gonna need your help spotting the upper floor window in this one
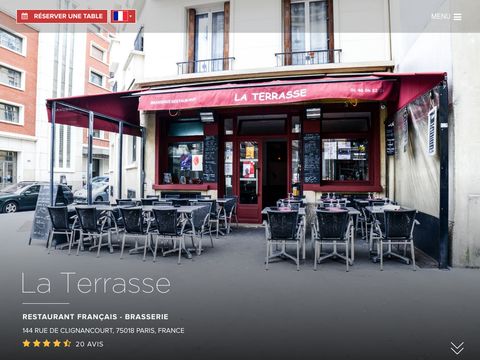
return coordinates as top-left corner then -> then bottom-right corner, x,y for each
195,10 -> 224,72
292,0 -> 328,62
278,0 -> 336,66
0,102 -> 21,124
91,44 -> 105,62
181,3 -> 231,75
0,28 -> 23,54
0,64 -> 22,89
89,70 -> 105,88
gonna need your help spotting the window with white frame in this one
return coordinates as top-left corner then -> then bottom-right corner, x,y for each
0,27 -> 23,53
194,9 -> 224,72
89,70 -> 104,87
56,125 -> 72,169
0,102 -> 21,124
129,136 -> 137,164
291,0 -> 329,64
0,64 -> 22,89
91,44 -> 105,62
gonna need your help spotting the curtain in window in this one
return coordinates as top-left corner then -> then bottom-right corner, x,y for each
212,12 -> 224,71
291,2 -> 306,53
310,1 -> 328,52
195,13 -> 209,72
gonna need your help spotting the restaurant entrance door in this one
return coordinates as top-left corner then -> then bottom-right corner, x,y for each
237,140 -> 262,223
236,140 -> 288,223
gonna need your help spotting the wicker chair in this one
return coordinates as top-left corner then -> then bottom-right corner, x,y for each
47,206 -> 75,254
152,201 -> 173,206
180,203 -> 211,260
219,198 -> 236,234
195,199 -> 220,239
312,210 -> 352,271
376,209 -> 420,271
119,207 -> 150,261
265,209 -> 302,271
151,208 -> 183,263
74,206 -> 112,257
141,198 -> 156,206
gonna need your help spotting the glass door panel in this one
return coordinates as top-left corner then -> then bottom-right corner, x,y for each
239,141 -> 259,205
224,141 -> 234,197
5,162 -> 15,185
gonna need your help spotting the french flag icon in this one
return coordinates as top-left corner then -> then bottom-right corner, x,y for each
111,9 -> 136,23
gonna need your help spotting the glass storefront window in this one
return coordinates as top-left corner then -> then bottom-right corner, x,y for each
167,142 -> 204,184
291,116 -> 301,133
168,121 -> 204,136
322,139 -> 369,181
291,140 -> 301,196
224,141 -> 233,196
239,141 -> 258,204
224,118 -> 233,135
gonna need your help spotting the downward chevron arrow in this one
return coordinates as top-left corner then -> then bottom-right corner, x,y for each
450,342 -> 464,355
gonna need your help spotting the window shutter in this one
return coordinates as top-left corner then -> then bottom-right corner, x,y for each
282,0 -> 292,65
223,1 -> 231,70
187,8 -> 196,74
327,0 -> 335,62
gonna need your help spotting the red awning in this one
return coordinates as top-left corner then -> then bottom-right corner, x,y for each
373,72 -> 446,110
138,73 -> 446,112
46,90 -> 142,136
138,76 -> 396,111
45,73 -> 446,134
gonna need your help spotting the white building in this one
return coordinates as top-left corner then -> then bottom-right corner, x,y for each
102,0 -> 480,268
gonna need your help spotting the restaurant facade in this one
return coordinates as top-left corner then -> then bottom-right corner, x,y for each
46,66 -> 449,267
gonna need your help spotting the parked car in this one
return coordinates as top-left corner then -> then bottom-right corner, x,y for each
0,182 -> 74,214
92,176 -> 109,183
73,182 -> 110,203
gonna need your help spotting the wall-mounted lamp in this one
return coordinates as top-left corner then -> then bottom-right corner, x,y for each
305,107 -> 322,119
199,111 -> 215,123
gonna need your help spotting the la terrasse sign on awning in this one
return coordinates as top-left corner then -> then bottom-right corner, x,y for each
138,79 -> 396,111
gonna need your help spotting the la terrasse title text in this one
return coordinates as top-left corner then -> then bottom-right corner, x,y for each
21,272 -> 171,295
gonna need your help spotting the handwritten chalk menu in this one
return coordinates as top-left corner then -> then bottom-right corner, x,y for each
203,136 -> 218,183
29,184 -> 59,244
386,120 -> 396,156
303,133 -> 321,184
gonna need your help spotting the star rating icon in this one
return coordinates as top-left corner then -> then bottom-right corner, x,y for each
22,338 -> 72,349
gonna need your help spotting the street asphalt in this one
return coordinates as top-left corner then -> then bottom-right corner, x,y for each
0,211 -> 479,360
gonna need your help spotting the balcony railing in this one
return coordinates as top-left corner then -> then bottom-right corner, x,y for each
176,57 -> 235,75
275,49 -> 342,67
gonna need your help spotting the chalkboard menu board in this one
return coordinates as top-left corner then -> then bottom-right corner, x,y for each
29,184 -> 59,245
303,133 -> 321,184
386,120 -> 396,156
203,136 -> 218,183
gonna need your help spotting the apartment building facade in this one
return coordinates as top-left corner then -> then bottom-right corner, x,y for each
0,11 -> 38,188
0,0 -> 116,192
100,0 -> 480,268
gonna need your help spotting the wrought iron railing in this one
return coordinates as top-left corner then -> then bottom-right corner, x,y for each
275,49 -> 342,67
176,57 -> 235,75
